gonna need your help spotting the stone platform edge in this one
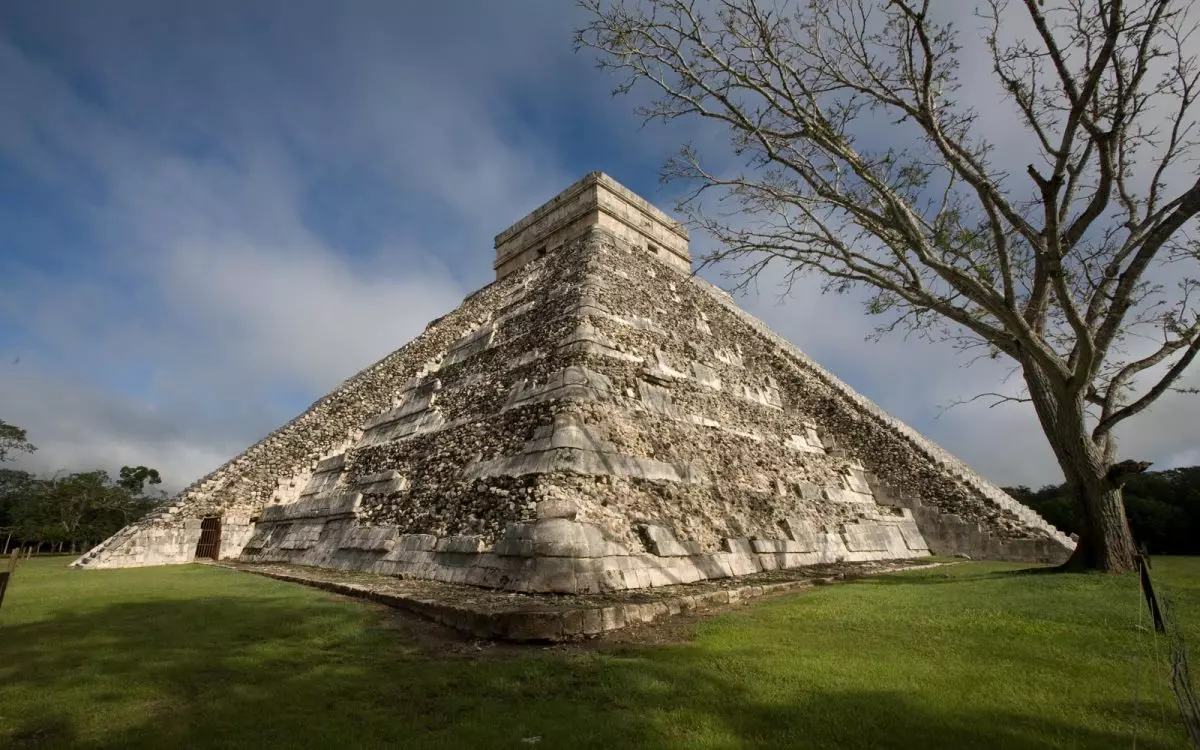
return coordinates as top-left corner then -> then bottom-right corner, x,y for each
217,559 -> 950,642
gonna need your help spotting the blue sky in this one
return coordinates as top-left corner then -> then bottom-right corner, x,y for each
1,0 -> 1196,492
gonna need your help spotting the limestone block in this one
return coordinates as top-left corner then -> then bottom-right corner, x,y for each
363,391 -> 438,431
713,346 -> 744,368
690,554 -> 731,580
280,522 -> 325,550
436,536 -> 489,554
750,539 -> 812,554
772,551 -> 822,569
691,361 -> 722,390
723,552 -> 761,577
494,300 -> 534,325
684,414 -> 722,429
637,380 -> 677,414
841,523 -> 892,552
464,446 -> 706,485
732,429 -> 768,446
741,384 -> 783,409
383,550 -> 436,565
823,487 -> 875,505
497,518 -> 626,558
843,466 -> 873,494
339,525 -> 399,552
522,415 -> 617,453
613,314 -> 665,335
803,424 -> 824,449
493,535 -> 535,557
782,518 -> 819,552
558,321 -> 642,363
261,491 -> 362,522
355,470 -> 409,496
784,433 -> 823,453
638,524 -> 692,556
536,499 -> 580,520
314,453 -> 346,473
396,534 -> 437,552
897,517 -> 930,551
649,350 -> 689,381
816,531 -> 850,563
722,537 -> 753,555
669,558 -> 704,584
370,411 -> 445,445
298,465 -> 343,496
440,325 -> 496,368
506,349 -> 545,369
504,366 -> 615,409
357,386 -> 448,444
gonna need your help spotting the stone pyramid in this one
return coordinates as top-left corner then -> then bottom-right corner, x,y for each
75,173 -> 1073,592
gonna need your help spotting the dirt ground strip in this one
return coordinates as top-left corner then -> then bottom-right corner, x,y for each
216,558 -> 948,642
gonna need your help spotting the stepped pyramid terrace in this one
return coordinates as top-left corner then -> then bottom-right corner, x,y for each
75,172 -> 1074,596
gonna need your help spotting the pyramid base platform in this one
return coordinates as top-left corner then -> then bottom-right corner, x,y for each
217,558 -> 950,642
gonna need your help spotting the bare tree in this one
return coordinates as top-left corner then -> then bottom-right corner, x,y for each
577,0 -> 1200,572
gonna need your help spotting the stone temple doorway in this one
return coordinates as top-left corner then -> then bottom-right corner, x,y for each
194,518 -> 222,560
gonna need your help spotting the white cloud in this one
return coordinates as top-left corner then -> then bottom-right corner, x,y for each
0,369 -> 243,493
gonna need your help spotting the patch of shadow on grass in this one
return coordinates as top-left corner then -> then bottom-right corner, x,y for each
6,717 -> 76,749
859,566 -> 1064,586
594,653 -> 1182,750
0,597 -> 1176,750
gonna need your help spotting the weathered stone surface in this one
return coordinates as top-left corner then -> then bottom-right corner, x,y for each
638,524 -> 693,557
435,536 -> 489,554
76,173 -> 1072,583
259,492 -> 362,522
536,499 -> 580,520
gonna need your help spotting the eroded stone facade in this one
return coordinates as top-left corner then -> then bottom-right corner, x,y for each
74,174 -> 1073,588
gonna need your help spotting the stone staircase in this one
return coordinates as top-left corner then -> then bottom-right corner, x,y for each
71,503 -> 184,568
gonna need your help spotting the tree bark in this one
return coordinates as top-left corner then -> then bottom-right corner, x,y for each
1063,482 -> 1136,571
1023,360 -> 1136,572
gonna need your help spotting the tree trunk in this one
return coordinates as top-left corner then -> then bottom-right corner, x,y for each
1063,482 -> 1135,570
1023,360 -> 1136,572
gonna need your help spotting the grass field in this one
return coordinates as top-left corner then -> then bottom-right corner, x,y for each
2,557 -> 1198,749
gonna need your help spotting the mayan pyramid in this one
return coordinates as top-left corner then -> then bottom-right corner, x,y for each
74,173 -> 1073,592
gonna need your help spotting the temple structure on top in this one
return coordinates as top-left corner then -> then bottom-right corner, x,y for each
493,171 -> 691,280
75,172 -> 1073,592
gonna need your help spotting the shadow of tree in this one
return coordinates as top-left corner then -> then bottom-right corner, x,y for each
0,593 -> 1177,750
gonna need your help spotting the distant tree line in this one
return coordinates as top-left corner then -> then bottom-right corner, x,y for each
0,418 -> 165,555
1006,467 -> 1200,556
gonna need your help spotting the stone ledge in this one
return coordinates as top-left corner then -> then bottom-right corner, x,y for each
217,559 -> 947,642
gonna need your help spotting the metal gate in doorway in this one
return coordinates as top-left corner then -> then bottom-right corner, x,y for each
194,517 -> 221,560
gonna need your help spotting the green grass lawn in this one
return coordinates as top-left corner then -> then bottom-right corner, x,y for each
2,557 -> 1198,749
